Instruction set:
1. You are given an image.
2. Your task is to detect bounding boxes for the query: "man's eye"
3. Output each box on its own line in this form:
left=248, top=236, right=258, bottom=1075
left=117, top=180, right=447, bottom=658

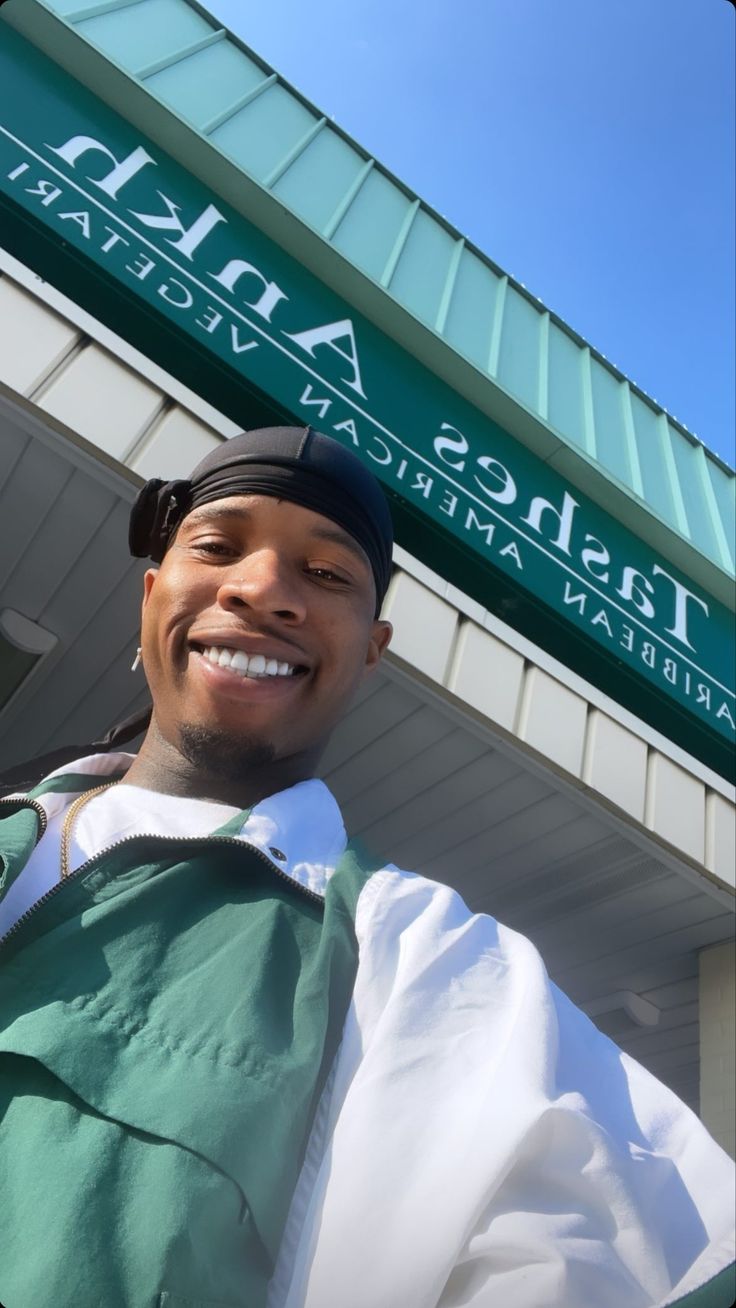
left=191, top=539, right=234, bottom=556
left=308, top=566, right=348, bottom=583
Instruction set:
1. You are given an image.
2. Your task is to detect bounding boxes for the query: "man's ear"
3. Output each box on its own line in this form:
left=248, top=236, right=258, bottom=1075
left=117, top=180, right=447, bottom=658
left=364, top=620, right=392, bottom=677
left=141, top=567, right=159, bottom=617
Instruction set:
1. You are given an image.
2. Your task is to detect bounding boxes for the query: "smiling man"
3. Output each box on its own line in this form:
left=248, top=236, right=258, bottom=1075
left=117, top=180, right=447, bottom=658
left=0, top=426, right=734, bottom=1308
left=128, top=440, right=392, bottom=810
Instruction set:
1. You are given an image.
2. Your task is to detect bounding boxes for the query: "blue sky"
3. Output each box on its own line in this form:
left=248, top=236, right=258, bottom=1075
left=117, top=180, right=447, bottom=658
left=205, top=0, right=734, bottom=468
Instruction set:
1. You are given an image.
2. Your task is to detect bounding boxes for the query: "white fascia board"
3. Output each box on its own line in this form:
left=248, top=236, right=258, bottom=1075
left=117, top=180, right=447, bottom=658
left=391, top=541, right=736, bottom=805
left=0, top=246, right=240, bottom=439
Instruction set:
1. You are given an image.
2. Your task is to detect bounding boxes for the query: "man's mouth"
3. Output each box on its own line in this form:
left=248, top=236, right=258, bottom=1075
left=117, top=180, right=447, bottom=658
left=189, top=643, right=306, bottom=680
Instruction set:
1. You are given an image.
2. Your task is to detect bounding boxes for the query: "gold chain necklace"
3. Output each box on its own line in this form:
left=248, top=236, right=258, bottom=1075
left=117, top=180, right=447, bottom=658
left=60, top=781, right=119, bottom=880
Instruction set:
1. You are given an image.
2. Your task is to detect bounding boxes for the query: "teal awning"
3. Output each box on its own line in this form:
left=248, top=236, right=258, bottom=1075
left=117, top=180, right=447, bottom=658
left=5, top=0, right=735, bottom=590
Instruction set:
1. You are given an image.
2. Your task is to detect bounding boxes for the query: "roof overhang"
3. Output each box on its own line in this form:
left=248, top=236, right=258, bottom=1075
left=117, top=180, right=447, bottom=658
left=5, top=0, right=734, bottom=604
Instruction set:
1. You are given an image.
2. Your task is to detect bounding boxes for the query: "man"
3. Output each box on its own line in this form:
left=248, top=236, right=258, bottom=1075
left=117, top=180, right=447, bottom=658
left=0, top=426, right=733, bottom=1308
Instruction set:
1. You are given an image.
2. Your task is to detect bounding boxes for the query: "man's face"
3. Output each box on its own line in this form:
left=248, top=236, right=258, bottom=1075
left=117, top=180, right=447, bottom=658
left=140, top=494, right=392, bottom=778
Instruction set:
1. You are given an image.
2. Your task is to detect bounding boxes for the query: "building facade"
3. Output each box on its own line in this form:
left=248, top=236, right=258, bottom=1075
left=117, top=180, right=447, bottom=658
left=0, top=0, right=734, bottom=1155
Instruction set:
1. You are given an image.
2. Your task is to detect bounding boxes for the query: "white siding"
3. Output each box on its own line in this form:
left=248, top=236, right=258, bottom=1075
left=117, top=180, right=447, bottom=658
left=447, top=620, right=524, bottom=733
left=37, top=343, right=163, bottom=459
left=518, top=667, right=588, bottom=776
left=0, top=276, right=80, bottom=395
left=646, top=754, right=706, bottom=865
left=700, top=942, right=736, bottom=1158
left=705, top=792, right=736, bottom=891
left=130, top=406, right=223, bottom=479
left=382, top=571, right=458, bottom=684
left=583, top=710, right=648, bottom=823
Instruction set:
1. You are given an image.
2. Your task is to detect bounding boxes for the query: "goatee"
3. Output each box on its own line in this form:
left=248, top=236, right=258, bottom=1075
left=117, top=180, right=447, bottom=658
left=178, top=723, right=277, bottom=780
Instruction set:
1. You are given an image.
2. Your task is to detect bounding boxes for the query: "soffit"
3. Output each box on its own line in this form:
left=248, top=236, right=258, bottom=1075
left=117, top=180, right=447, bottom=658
left=4, top=0, right=735, bottom=599
left=1, top=393, right=732, bottom=1116
left=320, top=675, right=726, bottom=1113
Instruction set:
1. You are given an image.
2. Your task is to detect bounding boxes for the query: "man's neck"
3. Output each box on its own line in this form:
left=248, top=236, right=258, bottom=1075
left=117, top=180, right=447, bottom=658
left=121, top=720, right=318, bottom=810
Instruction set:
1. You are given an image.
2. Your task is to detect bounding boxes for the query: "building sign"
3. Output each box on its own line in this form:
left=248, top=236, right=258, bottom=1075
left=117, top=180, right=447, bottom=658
left=1, top=29, right=734, bottom=778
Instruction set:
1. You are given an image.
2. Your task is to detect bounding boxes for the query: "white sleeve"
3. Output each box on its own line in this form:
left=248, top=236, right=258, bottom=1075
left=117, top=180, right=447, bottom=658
left=269, top=869, right=736, bottom=1308
left=435, top=982, right=736, bottom=1308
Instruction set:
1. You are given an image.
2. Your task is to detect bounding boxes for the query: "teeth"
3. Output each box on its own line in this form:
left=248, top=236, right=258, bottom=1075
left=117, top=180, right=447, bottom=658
left=199, top=646, right=296, bottom=679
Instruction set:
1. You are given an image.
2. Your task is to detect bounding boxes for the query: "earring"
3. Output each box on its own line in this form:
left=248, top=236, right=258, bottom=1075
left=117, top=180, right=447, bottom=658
left=131, top=646, right=142, bottom=672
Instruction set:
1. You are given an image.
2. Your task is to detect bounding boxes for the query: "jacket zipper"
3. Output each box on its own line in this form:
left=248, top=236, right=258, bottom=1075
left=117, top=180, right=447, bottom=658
left=0, top=812, right=325, bottom=954
left=0, top=794, right=48, bottom=840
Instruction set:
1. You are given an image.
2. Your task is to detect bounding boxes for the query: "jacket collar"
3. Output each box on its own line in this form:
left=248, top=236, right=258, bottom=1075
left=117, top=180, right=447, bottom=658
left=7, top=753, right=348, bottom=901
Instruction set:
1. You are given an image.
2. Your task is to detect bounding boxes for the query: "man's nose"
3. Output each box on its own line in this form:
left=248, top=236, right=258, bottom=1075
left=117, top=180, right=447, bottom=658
left=216, top=549, right=307, bottom=622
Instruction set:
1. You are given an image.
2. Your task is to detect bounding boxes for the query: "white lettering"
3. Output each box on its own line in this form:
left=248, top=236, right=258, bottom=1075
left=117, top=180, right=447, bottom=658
left=642, top=642, right=656, bottom=668
left=591, top=608, right=614, bottom=637
left=284, top=318, right=367, bottom=398
left=46, top=135, right=155, bottom=199
left=521, top=489, right=578, bottom=556
left=230, top=323, right=258, bottom=354
left=581, top=534, right=610, bottom=582
left=465, top=507, right=495, bottom=546
left=716, top=701, right=736, bottom=729
left=617, top=566, right=656, bottom=619
left=129, top=193, right=225, bottom=260
left=696, top=684, right=711, bottom=708
left=195, top=305, right=223, bottom=334
left=125, top=252, right=156, bottom=280
left=25, top=179, right=62, bottom=206
left=411, top=472, right=433, bottom=499
left=100, top=227, right=129, bottom=253
left=332, top=418, right=359, bottom=445
left=563, top=581, right=587, bottom=615
left=499, top=540, right=523, bottom=569
left=474, top=456, right=516, bottom=505
left=396, top=459, right=408, bottom=481
left=620, top=624, right=635, bottom=652
left=7, top=162, right=29, bottom=181
left=366, top=437, right=392, bottom=466
left=663, top=658, right=677, bottom=684
left=433, top=422, right=468, bottom=472
left=438, top=489, right=458, bottom=518
left=157, top=277, right=194, bottom=309
left=298, top=383, right=331, bottom=420
left=58, top=210, right=91, bottom=238
left=651, top=565, right=710, bottom=650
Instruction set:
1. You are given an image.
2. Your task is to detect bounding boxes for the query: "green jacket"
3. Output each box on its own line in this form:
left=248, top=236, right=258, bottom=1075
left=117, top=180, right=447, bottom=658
left=0, top=771, right=374, bottom=1308
left=3, top=760, right=734, bottom=1308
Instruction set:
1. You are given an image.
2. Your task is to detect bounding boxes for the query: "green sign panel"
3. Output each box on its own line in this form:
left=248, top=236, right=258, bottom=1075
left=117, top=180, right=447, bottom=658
left=1, top=28, right=733, bottom=779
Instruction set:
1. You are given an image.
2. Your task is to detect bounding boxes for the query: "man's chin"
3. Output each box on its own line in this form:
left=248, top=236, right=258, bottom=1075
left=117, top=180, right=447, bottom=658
left=178, top=723, right=277, bottom=780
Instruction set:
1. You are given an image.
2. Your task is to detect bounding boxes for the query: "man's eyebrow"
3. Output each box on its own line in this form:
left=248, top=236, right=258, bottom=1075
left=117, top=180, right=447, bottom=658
left=181, top=503, right=251, bottom=528
left=181, top=504, right=370, bottom=568
left=307, top=525, right=371, bottom=569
